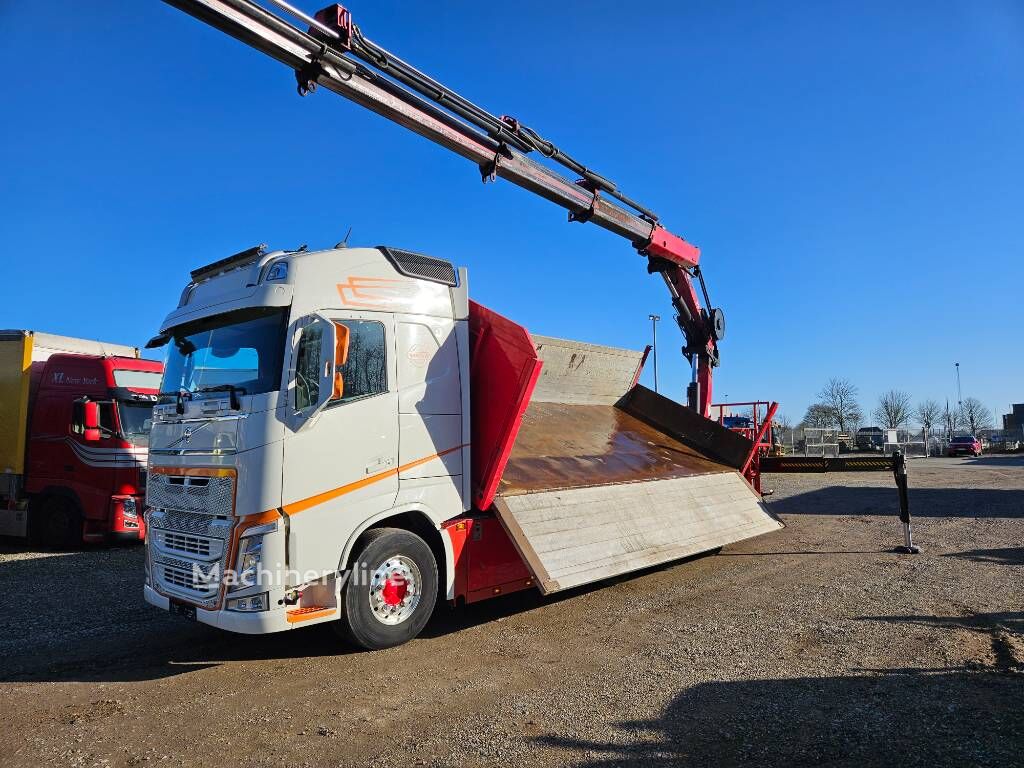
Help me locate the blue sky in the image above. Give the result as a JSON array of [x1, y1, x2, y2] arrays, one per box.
[[1, 1, 1021, 424]]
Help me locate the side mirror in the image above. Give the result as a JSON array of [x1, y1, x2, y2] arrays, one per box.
[[83, 401, 101, 442], [294, 316, 339, 418], [332, 322, 350, 400]]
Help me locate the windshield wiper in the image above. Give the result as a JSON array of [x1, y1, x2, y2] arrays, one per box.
[[157, 389, 193, 414], [194, 384, 247, 410]]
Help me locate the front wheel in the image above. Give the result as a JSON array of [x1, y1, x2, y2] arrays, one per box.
[[335, 528, 438, 650]]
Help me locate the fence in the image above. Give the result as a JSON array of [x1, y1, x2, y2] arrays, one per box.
[[783, 427, 839, 457], [781, 427, 935, 457]]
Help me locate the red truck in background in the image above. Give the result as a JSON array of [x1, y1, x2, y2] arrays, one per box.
[[0, 330, 162, 547]]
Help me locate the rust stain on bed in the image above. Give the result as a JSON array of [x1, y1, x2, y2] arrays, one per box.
[[499, 402, 730, 496]]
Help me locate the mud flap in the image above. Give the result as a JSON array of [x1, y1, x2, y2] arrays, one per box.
[[493, 471, 782, 595]]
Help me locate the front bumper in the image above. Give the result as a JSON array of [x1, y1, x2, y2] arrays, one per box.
[[144, 584, 293, 633]]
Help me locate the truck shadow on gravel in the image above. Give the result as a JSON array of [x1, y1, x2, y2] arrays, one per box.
[[943, 546, 1024, 566], [767, 486, 1024, 519], [534, 665, 1024, 767], [0, 546, 716, 684], [419, 550, 725, 641], [0, 546, 360, 684], [963, 455, 1024, 467]]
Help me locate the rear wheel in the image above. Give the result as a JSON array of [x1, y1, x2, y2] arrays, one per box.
[[33, 496, 82, 549], [335, 527, 438, 650]]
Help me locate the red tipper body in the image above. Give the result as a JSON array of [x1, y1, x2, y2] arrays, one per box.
[[467, 300, 542, 510], [24, 354, 162, 542], [441, 301, 541, 606]]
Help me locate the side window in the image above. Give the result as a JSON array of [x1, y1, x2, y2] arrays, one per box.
[[294, 324, 323, 411], [71, 400, 83, 435], [98, 403, 115, 435], [334, 320, 387, 402], [71, 400, 115, 436]]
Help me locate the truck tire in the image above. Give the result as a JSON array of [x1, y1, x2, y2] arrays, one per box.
[[335, 527, 438, 650], [35, 496, 83, 549]]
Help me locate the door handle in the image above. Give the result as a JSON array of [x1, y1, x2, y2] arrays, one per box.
[[365, 456, 394, 474]]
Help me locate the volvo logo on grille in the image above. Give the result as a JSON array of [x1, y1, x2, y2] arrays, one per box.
[[164, 421, 211, 450]]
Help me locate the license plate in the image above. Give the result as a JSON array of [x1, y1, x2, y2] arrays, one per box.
[[169, 600, 197, 621]]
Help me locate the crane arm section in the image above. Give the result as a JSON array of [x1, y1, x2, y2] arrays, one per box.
[[160, 0, 724, 414]]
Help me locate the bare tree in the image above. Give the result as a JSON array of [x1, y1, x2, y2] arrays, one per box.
[[944, 402, 962, 437], [916, 399, 942, 431], [960, 397, 993, 435], [916, 399, 942, 457], [801, 403, 834, 429], [774, 413, 793, 448], [817, 378, 862, 432], [873, 389, 912, 429]]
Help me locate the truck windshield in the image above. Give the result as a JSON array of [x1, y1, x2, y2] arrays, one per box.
[[118, 401, 154, 446], [159, 307, 288, 400]]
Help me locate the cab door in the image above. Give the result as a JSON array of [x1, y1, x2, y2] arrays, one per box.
[[281, 312, 399, 576]]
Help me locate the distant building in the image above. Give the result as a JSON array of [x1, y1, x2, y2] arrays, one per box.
[[1002, 403, 1024, 432]]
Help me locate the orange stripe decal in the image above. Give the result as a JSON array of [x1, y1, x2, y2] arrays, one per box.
[[150, 466, 236, 477], [281, 445, 465, 517]]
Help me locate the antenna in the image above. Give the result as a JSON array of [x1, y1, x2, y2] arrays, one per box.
[[334, 227, 353, 249]]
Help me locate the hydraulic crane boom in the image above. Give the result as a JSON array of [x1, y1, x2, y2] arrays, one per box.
[[161, 0, 726, 415]]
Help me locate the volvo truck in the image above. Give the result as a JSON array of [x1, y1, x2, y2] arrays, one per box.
[[0, 331, 161, 545], [142, 245, 780, 649]]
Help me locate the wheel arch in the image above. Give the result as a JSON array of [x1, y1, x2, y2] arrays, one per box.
[[31, 486, 84, 514], [339, 506, 451, 601], [29, 486, 85, 545]]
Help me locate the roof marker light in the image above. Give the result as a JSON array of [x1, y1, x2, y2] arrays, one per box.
[[262, 261, 289, 282]]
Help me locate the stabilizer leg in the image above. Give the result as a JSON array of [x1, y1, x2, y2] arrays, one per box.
[[892, 451, 920, 554]]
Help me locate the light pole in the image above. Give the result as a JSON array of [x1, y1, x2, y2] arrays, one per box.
[[954, 362, 962, 412], [648, 314, 660, 393]]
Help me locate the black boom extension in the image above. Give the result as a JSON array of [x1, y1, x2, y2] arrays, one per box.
[[760, 451, 919, 554]]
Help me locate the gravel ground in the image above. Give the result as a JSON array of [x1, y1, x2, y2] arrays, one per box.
[[0, 455, 1020, 767]]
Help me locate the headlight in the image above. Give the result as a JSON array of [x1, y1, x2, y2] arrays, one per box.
[[230, 534, 263, 592], [122, 497, 138, 518]]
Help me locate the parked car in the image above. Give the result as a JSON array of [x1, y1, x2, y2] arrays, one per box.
[[947, 435, 982, 457]]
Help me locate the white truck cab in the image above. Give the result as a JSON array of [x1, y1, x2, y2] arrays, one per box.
[[144, 245, 473, 648]]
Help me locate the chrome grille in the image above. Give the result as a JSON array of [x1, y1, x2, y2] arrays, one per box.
[[147, 472, 234, 516], [159, 531, 211, 556], [147, 495, 235, 610], [156, 561, 221, 604], [159, 508, 232, 538], [153, 552, 223, 608]]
